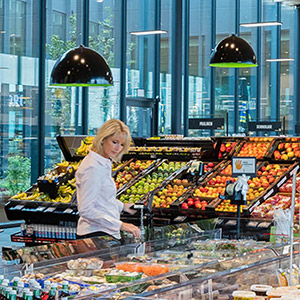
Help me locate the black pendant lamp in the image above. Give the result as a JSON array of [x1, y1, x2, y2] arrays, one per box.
[[209, 34, 258, 68], [50, 45, 113, 86]]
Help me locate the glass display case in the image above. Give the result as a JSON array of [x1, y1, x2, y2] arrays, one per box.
[[1, 228, 294, 300]]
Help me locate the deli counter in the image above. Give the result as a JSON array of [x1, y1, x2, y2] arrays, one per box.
[[1, 226, 297, 300]]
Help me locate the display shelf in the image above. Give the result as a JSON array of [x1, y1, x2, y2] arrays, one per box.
[[212, 136, 244, 160]]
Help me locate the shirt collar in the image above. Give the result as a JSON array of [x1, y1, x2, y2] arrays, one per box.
[[89, 150, 112, 169]]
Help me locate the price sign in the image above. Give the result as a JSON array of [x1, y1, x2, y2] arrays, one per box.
[[232, 156, 256, 177]]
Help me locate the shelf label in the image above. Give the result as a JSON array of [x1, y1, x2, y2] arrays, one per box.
[[188, 118, 224, 130], [249, 201, 260, 212], [249, 121, 281, 131], [263, 189, 274, 200], [44, 207, 56, 213], [283, 245, 290, 255], [277, 177, 287, 188], [232, 156, 256, 177]]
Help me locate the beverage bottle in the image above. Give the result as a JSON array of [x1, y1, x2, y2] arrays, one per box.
[[9, 290, 17, 300], [40, 281, 50, 300], [26, 291, 33, 300], [0, 283, 8, 300], [22, 288, 30, 300], [0, 275, 4, 285], [47, 284, 57, 300], [5, 287, 13, 300], [12, 277, 20, 289], [32, 285, 41, 300], [16, 281, 24, 300], [59, 281, 70, 300]]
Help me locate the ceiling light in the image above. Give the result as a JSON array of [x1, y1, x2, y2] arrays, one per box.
[[130, 30, 167, 36], [266, 58, 294, 62], [240, 21, 282, 27], [209, 34, 258, 68], [50, 45, 113, 86]]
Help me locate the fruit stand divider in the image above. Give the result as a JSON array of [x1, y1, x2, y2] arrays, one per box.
[[262, 137, 284, 161], [37, 165, 76, 199], [56, 135, 88, 162], [212, 136, 244, 160], [111, 158, 134, 177], [244, 162, 300, 217], [116, 159, 164, 197]]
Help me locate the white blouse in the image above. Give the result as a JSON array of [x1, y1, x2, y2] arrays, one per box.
[[76, 150, 124, 239]]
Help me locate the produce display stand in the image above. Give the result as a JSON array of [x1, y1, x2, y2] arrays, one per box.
[[6, 135, 300, 245]]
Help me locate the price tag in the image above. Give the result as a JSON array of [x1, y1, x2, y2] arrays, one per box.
[[232, 156, 256, 177], [283, 245, 290, 254], [277, 177, 287, 188], [44, 207, 56, 213]]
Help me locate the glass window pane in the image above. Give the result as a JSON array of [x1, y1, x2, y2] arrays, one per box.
[[45, 0, 82, 170], [215, 0, 235, 134], [88, 0, 121, 131], [280, 5, 295, 134], [0, 0, 34, 195], [239, 0, 258, 133], [188, 0, 212, 137], [160, 0, 172, 134]]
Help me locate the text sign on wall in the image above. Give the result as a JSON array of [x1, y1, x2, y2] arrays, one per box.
[[232, 156, 256, 177], [188, 118, 224, 130], [248, 121, 281, 132]]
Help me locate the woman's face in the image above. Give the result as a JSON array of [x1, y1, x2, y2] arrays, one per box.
[[101, 133, 125, 159]]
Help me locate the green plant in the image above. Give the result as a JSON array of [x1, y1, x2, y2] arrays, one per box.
[[1, 155, 31, 195]]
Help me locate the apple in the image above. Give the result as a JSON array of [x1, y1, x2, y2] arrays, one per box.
[[181, 203, 189, 209]]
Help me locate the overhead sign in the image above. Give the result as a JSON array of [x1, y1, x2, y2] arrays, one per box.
[[232, 156, 256, 177], [189, 118, 224, 130], [248, 121, 281, 132]]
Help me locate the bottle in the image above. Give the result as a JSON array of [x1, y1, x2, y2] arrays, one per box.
[[5, 287, 12, 300], [47, 284, 57, 300], [32, 285, 41, 300], [9, 290, 17, 300], [40, 280, 50, 300], [16, 282, 24, 300], [12, 277, 20, 289], [26, 291, 33, 300], [0, 283, 8, 300], [0, 276, 4, 285], [22, 288, 30, 300], [59, 281, 70, 300]]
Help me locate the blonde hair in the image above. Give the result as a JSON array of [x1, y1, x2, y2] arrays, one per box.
[[91, 119, 131, 162]]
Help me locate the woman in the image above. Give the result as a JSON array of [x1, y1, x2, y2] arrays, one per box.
[[76, 119, 141, 240]]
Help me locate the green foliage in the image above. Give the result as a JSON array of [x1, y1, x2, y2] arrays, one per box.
[[1, 155, 31, 195]]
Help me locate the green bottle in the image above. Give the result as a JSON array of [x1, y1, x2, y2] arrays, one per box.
[[9, 290, 17, 300], [60, 281, 70, 300]]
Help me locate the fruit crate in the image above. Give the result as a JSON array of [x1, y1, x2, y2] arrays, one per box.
[[5, 199, 78, 224], [114, 159, 158, 192], [56, 135, 90, 161], [265, 138, 300, 162], [147, 164, 197, 211], [213, 137, 243, 160], [244, 162, 299, 216], [117, 159, 190, 205], [112, 159, 134, 177], [37, 165, 76, 199], [232, 137, 276, 160]]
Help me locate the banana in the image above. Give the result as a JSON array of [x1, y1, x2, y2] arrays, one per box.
[[56, 161, 69, 168], [84, 136, 94, 144], [11, 192, 27, 199], [76, 140, 88, 155], [22, 193, 40, 200]]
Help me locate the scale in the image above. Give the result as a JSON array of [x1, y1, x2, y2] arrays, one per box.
[[220, 157, 256, 239]]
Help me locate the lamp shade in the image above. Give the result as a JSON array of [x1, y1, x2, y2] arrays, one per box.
[[209, 34, 258, 68], [50, 45, 113, 86]]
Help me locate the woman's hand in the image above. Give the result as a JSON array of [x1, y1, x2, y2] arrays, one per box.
[[123, 203, 137, 215], [120, 222, 141, 238]]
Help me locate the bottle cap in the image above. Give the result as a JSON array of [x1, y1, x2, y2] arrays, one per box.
[[10, 290, 17, 295], [62, 281, 69, 285]]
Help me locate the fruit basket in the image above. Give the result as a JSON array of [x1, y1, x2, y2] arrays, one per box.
[[37, 164, 76, 199], [114, 159, 157, 192], [245, 162, 299, 216], [213, 137, 243, 160], [267, 138, 300, 161], [233, 137, 275, 160], [117, 160, 188, 205]]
